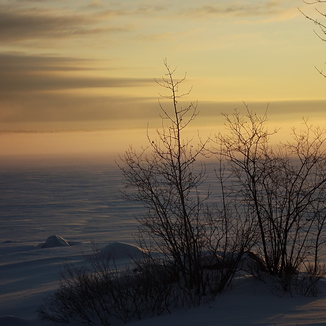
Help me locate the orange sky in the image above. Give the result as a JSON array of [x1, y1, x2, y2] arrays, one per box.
[[0, 0, 325, 161]]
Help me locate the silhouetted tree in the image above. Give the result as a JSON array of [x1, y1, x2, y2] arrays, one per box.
[[300, 0, 326, 76], [120, 61, 253, 298], [213, 107, 326, 289]]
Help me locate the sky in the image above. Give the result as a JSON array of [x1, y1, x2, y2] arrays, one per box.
[[0, 0, 325, 161]]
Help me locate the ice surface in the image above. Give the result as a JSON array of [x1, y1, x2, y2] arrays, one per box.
[[1, 160, 326, 325]]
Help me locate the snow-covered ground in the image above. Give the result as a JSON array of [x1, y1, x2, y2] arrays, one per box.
[[1, 239, 326, 326], [1, 159, 326, 326]]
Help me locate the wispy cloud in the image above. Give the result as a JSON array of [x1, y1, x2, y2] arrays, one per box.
[[0, 53, 152, 94], [0, 5, 134, 43], [0, 92, 156, 124], [0, 73, 153, 93], [0, 52, 94, 72], [183, 0, 297, 21], [97, 5, 166, 18], [0, 52, 155, 125]]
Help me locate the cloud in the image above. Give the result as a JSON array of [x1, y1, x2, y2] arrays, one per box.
[[2, 97, 326, 132], [0, 73, 152, 93], [183, 0, 297, 20], [0, 53, 152, 94], [0, 92, 157, 124], [0, 52, 94, 72], [96, 4, 167, 18], [0, 52, 155, 127], [0, 5, 133, 43]]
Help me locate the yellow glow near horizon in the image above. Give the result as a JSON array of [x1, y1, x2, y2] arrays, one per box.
[[1, 112, 325, 166]]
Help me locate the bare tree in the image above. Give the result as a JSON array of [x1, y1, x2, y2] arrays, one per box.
[[120, 60, 210, 296], [300, 0, 326, 76], [213, 107, 326, 290], [120, 61, 253, 298]]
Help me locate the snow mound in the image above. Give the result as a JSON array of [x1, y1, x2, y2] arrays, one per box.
[[41, 235, 70, 248], [99, 242, 146, 260], [240, 251, 266, 273]]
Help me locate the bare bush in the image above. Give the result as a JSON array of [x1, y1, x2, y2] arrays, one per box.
[[212, 106, 326, 293], [38, 244, 253, 326], [119, 60, 253, 301], [295, 263, 326, 296], [38, 250, 184, 325]]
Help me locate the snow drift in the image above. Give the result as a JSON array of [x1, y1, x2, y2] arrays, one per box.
[[97, 242, 146, 260]]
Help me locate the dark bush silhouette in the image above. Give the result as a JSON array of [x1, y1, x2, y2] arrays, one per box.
[[120, 60, 253, 300], [213, 107, 326, 292]]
